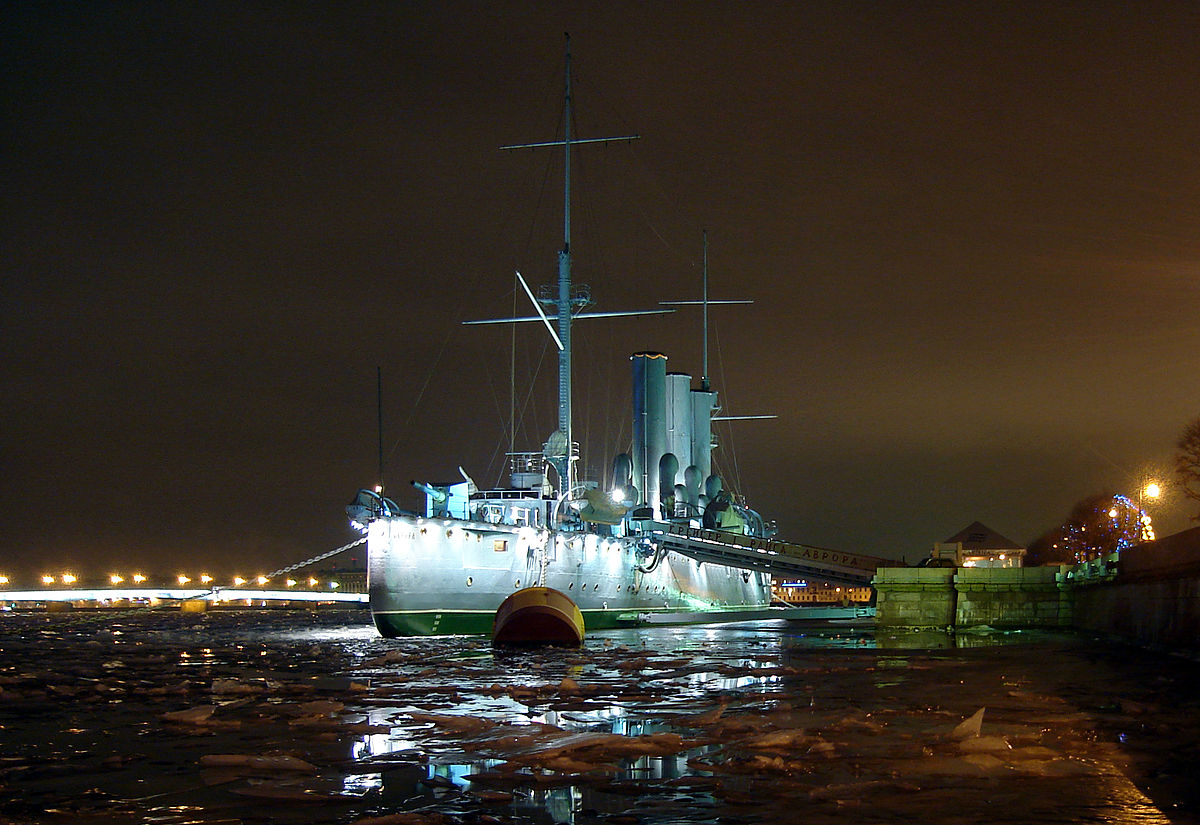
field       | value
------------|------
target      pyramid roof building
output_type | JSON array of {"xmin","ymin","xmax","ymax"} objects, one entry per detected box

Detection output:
[{"xmin": 937, "ymin": 521, "xmax": 1026, "ymax": 567}]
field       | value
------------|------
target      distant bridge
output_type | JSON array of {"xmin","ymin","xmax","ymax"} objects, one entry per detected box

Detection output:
[{"xmin": 0, "ymin": 587, "xmax": 367, "ymax": 605}]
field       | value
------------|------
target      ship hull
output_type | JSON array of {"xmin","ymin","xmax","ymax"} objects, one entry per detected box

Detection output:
[{"xmin": 367, "ymin": 513, "xmax": 772, "ymax": 637}]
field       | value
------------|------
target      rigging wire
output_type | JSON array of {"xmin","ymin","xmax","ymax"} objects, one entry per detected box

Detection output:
[{"xmin": 712, "ymin": 324, "xmax": 748, "ymax": 501}]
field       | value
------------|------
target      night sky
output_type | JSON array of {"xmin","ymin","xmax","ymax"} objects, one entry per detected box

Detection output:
[{"xmin": 3, "ymin": 3, "xmax": 1198, "ymax": 581}]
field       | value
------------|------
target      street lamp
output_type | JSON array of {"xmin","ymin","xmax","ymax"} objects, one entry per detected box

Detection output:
[{"xmin": 1137, "ymin": 480, "xmax": 1162, "ymax": 542}]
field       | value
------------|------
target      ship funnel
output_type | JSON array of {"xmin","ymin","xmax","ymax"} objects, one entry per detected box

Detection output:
[{"xmin": 631, "ymin": 352, "xmax": 667, "ymax": 517}]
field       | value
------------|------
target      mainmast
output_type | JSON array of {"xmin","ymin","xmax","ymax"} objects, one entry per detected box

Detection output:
[
  {"xmin": 495, "ymin": 34, "xmax": 640, "ymax": 496},
  {"xmin": 474, "ymin": 35, "xmax": 657, "ymax": 499},
  {"xmin": 555, "ymin": 36, "xmax": 575, "ymax": 495}
]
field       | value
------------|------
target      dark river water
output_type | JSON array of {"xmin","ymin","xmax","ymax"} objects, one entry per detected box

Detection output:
[{"xmin": 1, "ymin": 608, "xmax": 1197, "ymax": 824}]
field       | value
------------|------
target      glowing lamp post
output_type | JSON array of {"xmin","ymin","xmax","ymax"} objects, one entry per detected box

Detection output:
[{"xmin": 1137, "ymin": 480, "xmax": 1162, "ymax": 542}]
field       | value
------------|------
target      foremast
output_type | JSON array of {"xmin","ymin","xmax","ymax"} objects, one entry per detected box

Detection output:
[
  {"xmin": 500, "ymin": 34, "xmax": 639, "ymax": 497},
  {"xmin": 554, "ymin": 37, "xmax": 576, "ymax": 497}
]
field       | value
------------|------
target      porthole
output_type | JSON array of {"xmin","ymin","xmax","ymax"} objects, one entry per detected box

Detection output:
[
  {"xmin": 568, "ymin": 582, "xmax": 573, "ymax": 589},
  {"xmin": 466, "ymin": 577, "xmax": 473, "ymax": 587},
  {"xmin": 515, "ymin": 579, "xmax": 521, "ymax": 589}
]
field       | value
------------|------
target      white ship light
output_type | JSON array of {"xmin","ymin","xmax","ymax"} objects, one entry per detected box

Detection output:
[
  {"xmin": 330, "ymin": 581, "xmax": 340, "ymax": 589},
  {"xmin": 610, "ymin": 487, "xmax": 624, "ymax": 504}
]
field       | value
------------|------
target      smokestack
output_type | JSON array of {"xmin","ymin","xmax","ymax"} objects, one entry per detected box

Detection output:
[{"xmin": 631, "ymin": 352, "xmax": 667, "ymax": 517}]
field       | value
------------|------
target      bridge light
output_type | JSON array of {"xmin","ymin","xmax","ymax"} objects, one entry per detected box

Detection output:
[
  {"xmin": 200, "ymin": 574, "xmax": 213, "ymax": 584},
  {"xmin": 61, "ymin": 573, "xmax": 77, "ymax": 585},
  {"xmin": 285, "ymin": 579, "xmax": 297, "ymax": 587},
  {"xmin": 42, "ymin": 575, "xmax": 55, "ymax": 585},
  {"xmin": 177, "ymin": 575, "xmax": 191, "ymax": 585},
  {"xmin": 133, "ymin": 573, "xmax": 146, "ymax": 583},
  {"xmin": 329, "ymin": 581, "xmax": 340, "ymax": 589},
  {"xmin": 110, "ymin": 574, "xmax": 124, "ymax": 585},
  {"xmin": 308, "ymin": 577, "xmax": 318, "ymax": 587},
  {"xmin": 256, "ymin": 576, "xmax": 269, "ymax": 586},
  {"xmin": 0, "ymin": 575, "xmax": 9, "ymax": 585},
  {"xmin": 233, "ymin": 576, "xmax": 246, "ymax": 586}
]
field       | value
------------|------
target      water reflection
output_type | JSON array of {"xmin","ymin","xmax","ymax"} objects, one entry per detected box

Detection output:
[
  {"xmin": 334, "ymin": 622, "xmax": 1159, "ymax": 824},
  {"xmin": 0, "ymin": 610, "xmax": 1192, "ymax": 824}
]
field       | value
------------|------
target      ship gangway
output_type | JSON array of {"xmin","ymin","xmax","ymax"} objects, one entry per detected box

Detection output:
[{"xmin": 647, "ymin": 522, "xmax": 893, "ymax": 586}]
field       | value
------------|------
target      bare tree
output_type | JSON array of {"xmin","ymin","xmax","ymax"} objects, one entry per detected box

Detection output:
[{"xmin": 1176, "ymin": 416, "xmax": 1200, "ymax": 521}]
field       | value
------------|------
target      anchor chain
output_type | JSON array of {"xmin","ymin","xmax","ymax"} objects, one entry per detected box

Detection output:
[{"xmin": 265, "ymin": 536, "xmax": 367, "ymax": 580}]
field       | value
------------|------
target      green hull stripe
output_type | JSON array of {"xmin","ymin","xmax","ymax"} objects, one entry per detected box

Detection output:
[{"xmin": 371, "ymin": 606, "xmax": 761, "ymax": 637}]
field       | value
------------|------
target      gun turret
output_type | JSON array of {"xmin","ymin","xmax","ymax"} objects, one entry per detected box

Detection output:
[{"xmin": 411, "ymin": 480, "xmax": 448, "ymax": 503}]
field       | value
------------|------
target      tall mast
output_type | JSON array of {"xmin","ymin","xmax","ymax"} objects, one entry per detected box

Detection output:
[
  {"xmin": 556, "ymin": 34, "xmax": 574, "ymax": 495},
  {"xmin": 488, "ymin": 34, "xmax": 641, "ymax": 497}
]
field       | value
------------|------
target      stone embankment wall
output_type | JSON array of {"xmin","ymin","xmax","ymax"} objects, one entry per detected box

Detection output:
[
  {"xmin": 874, "ymin": 527, "xmax": 1200, "ymax": 655},
  {"xmin": 955, "ymin": 566, "xmax": 1072, "ymax": 628},
  {"xmin": 1072, "ymin": 526, "xmax": 1200, "ymax": 653},
  {"xmin": 872, "ymin": 568, "xmax": 956, "ymax": 628},
  {"xmin": 874, "ymin": 566, "xmax": 1069, "ymax": 629}
]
